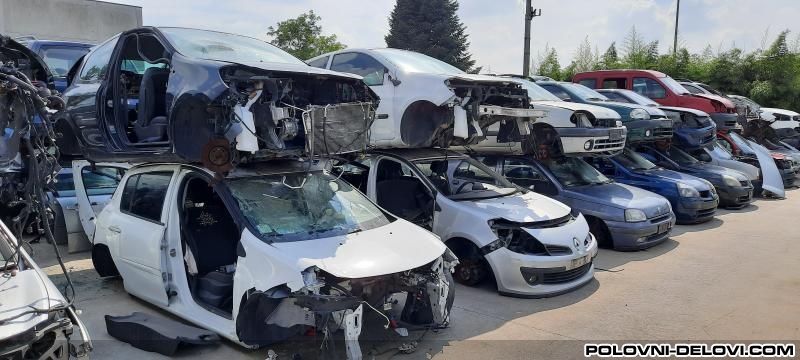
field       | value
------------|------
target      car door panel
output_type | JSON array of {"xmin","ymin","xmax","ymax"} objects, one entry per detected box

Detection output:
[{"xmin": 72, "ymin": 160, "xmax": 130, "ymax": 242}]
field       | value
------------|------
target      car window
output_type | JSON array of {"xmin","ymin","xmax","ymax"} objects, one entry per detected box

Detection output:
[
  {"xmin": 602, "ymin": 78, "xmax": 627, "ymax": 89},
  {"xmin": 54, "ymin": 172, "xmax": 76, "ymax": 198},
  {"xmin": 578, "ymin": 79, "xmax": 596, "ymax": 89},
  {"xmin": 79, "ymin": 37, "xmax": 117, "ymax": 83},
  {"xmin": 39, "ymin": 46, "xmax": 91, "ymax": 77},
  {"xmin": 540, "ymin": 84, "xmax": 572, "ymax": 101},
  {"xmin": 307, "ymin": 56, "xmax": 329, "ymax": 69},
  {"xmin": 601, "ymin": 91, "xmax": 630, "ymax": 103},
  {"xmin": 81, "ymin": 167, "xmax": 125, "ymax": 196},
  {"xmin": 681, "ymin": 83, "xmax": 704, "ymax": 94},
  {"xmin": 503, "ymin": 158, "xmax": 544, "ymax": 180},
  {"xmin": 453, "ymin": 160, "xmax": 496, "ymax": 183},
  {"xmin": 120, "ymin": 59, "xmax": 167, "ymax": 75},
  {"xmin": 633, "ymin": 77, "xmax": 667, "ymax": 99},
  {"xmin": 120, "ymin": 171, "xmax": 172, "ymax": 222},
  {"xmin": 331, "ymin": 52, "xmax": 385, "ymax": 86}
]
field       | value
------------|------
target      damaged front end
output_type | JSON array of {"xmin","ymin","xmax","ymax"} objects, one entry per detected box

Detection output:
[
  {"xmin": 235, "ymin": 256, "xmax": 456, "ymax": 359},
  {"xmin": 175, "ymin": 63, "xmax": 378, "ymax": 173},
  {"xmin": 403, "ymin": 76, "xmax": 544, "ymax": 148}
]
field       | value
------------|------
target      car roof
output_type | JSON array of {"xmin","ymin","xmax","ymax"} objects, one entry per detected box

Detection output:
[
  {"xmin": 371, "ymin": 148, "xmax": 465, "ymax": 161},
  {"xmin": 26, "ymin": 40, "xmax": 95, "ymax": 47},
  {"xmin": 575, "ymin": 69, "xmax": 667, "ymax": 77},
  {"xmin": 129, "ymin": 160, "xmax": 326, "ymax": 178}
]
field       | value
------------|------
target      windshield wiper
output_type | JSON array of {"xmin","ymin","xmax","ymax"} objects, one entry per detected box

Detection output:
[{"xmin": 586, "ymin": 97, "xmax": 605, "ymax": 101}]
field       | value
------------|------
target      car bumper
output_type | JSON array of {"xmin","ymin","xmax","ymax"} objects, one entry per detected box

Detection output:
[
  {"xmin": 484, "ymin": 240, "xmax": 599, "ymax": 298},
  {"xmin": 605, "ymin": 212, "xmax": 676, "ymax": 251},
  {"xmin": 556, "ymin": 127, "xmax": 627, "ymax": 155},
  {"xmin": 673, "ymin": 196, "xmax": 719, "ymax": 224},
  {"xmin": 710, "ymin": 113, "xmax": 741, "ymax": 131},
  {"xmin": 716, "ymin": 185, "xmax": 754, "ymax": 208},
  {"xmin": 625, "ymin": 119, "xmax": 674, "ymax": 143},
  {"xmin": 779, "ymin": 168, "xmax": 797, "ymax": 187}
]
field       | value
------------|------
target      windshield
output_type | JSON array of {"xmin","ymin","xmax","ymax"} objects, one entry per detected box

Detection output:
[
  {"xmin": 228, "ymin": 171, "xmax": 391, "ymax": 242},
  {"xmin": 710, "ymin": 144, "xmax": 733, "ymax": 160},
  {"xmin": 515, "ymin": 78, "xmax": 561, "ymax": 101},
  {"xmin": 615, "ymin": 149, "xmax": 658, "ymax": 171},
  {"xmin": 413, "ymin": 157, "xmax": 517, "ymax": 200},
  {"xmin": 664, "ymin": 146, "xmax": 699, "ymax": 165},
  {"xmin": 563, "ymin": 83, "xmax": 609, "ymax": 101},
  {"xmin": 159, "ymin": 27, "xmax": 305, "ymax": 65},
  {"xmin": 373, "ymin": 48, "xmax": 464, "ymax": 74},
  {"xmin": 542, "ymin": 157, "xmax": 611, "ymax": 187},
  {"xmin": 620, "ymin": 90, "xmax": 659, "ymax": 106},
  {"xmin": 728, "ymin": 132, "xmax": 757, "ymax": 154},
  {"xmin": 39, "ymin": 46, "xmax": 90, "ymax": 77},
  {"xmin": 660, "ymin": 76, "xmax": 691, "ymax": 95}
]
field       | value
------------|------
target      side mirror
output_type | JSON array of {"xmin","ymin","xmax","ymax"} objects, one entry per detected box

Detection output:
[{"xmin": 387, "ymin": 72, "xmax": 401, "ymax": 86}]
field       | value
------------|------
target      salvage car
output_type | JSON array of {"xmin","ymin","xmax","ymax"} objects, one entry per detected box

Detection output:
[
  {"xmin": 307, "ymin": 48, "xmax": 541, "ymax": 148},
  {"xmin": 638, "ymin": 144, "xmax": 754, "ymax": 209},
  {"xmin": 470, "ymin": 75, "xmax": 627, "ymax": 157},
  {"xmin": 597, "ymin": 88, "xmax": 717, "ymax": 150},
  {"xmin": 537, "ymin": 81, "xmax": 673, "ymax": 143},
  {"xmin": 586, "ymin": 149, "xmax": 719, "ymax": 224},
  {"xmin": 332, "ymin": 149, "xmax": 598, "ymax": 298},
  {"xmin": 688, "ymin": 142, "xmax": 762, "ymax": 195},
  {"xmin": 717, "ymin": 131, "xmax": 796, "ymax": 189},
  {"xmin": 472, "ymin": 155, "xmax": 674, "ymax": 251},
  {"xmin": 573, "ymin": 70, "xmax": 740, "ymax": 130},
  {"xmin": 84, "ymin": 160, "xmax": 455, "ymax": 357},
  {"xmin": 56, "ymin": 27, "xmax": 378, "ymax": 170}
]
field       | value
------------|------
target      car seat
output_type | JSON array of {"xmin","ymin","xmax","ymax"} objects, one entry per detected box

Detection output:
[
  {"xmin": 134, "ymin": 67, "xmax": 169, "ymax": 142},
  {"xmin": 375, "ymin": 161, "xmax": 430, "ymax": 223}
]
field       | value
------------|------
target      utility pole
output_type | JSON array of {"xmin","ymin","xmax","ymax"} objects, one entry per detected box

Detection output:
[
  {"xmin": 673, "ymin": 0, "xmax": 680, "ymax": 55},
  {"xmin": 522, "ymin": 0, "xmax": 542, "ymax": 77}
]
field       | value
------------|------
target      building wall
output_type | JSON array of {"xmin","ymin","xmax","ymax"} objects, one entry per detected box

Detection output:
[{"xmin": 0, "ymin": 0, "xmax": 142, "ymax": 44}]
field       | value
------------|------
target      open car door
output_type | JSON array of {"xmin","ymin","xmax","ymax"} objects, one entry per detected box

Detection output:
[{"xmin": 72, "ymin": 160, "xmax": 131, "ymax": 242}]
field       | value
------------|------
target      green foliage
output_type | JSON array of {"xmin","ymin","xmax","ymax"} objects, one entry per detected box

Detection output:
[
  {"xmin": 537, "ymin": 47, "xmax": 562, "ymax": 80},
  {"xmin": 385, "ymin": 0, "xmax": 477, "ymax": 72},
  {"xmin": 576, "ymin": 28, "xmax": 800, "ymax": 111},
  {"xmin": 267, "ymin": 10, "xmax": 345, "ymax": 60}
]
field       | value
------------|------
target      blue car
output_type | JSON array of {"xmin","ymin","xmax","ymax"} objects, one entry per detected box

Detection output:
[
  {"xmin": 597, "ymin": 88, "xmax": 717, "ymax": 150},
  {"xmin": 585, "ymin": 149, "xmax": 719, "ymax": 224},
  {"xmin": 537, "ymin": 81, "xmax": 673, "ymax": 143},
  {"xmin": 474, "ymin": 155, "xmax": 675, "ymax": 251},
  {"xmin": 23, "ymin": 40, "xmax": 94, "ymax": 92}
]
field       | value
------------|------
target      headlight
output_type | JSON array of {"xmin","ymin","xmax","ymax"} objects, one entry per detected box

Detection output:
[
  {"xmin": 624, "ymin": 209, "xmax": 647, "ymax": 222},
  {"xmin": 630, "ymin": 108, "xmax": 650, "ymax": 120},
  {"xmin": 721, "ymin": 174, "xmax": 740, "ymax": 187},
  {"xmin": 677, "ymin": 182, "xmax": 700, "ymax": 198},
  {"xmin": 615, "ymin": 120, "xmax": 623, "ymax": 127}
]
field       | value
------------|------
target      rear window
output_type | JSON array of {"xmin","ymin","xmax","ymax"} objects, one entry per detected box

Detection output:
[
  {"xmin": 120, "ymin": 172, "xmax": 172, "ymax": 222},
  {"xmin": 578, "ymin": 79, "xmax": 596, "ymax": 89},
  {"xmin": 307, "ymin": 56, "xmax": 329, "ymax": 68}
]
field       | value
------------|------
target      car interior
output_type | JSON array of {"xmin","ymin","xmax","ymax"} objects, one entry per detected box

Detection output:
[
  {"xmin": 114, "ymin": 33, "xmax": 170, "ymax": 145},
  {"xmin": 373, "ymin": 159, "xmax": 434, "ymax": 228},
  {"xmin": 180, "ymin": 176, "xmax": 239, "ymax": 315}
]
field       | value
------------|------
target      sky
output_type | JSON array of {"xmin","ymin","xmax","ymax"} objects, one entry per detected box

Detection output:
[{"xmin": 111, "ymin": 0, "xmax": 799, "ymax": 73}]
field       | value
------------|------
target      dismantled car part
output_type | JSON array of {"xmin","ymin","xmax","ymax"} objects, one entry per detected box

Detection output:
[{"xmin": 105, "ymin": 312, "xmax": 219, "ymax": 356}]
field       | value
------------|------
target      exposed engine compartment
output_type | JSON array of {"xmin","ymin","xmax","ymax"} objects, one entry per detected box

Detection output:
[{"xmin": 197, "ymin": 66, "xmax": 377, "ymax": 172}]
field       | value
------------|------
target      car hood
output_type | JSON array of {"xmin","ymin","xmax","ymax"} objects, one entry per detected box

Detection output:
[
  {"xmin": 760, "ymin": 107, "xmax": 799, "ymax": 117},
  {"xmin": 462, "ymin": 191, "xmax": 572, "ymax": 222},
  {"xmin": 659, "ymin": 106, "xmax": 710, "ymax": 117},
  {"xmin": 571, "ymin": 183, "xmax": 671, "ymax": 217},
  {"xmin": 634, "ymin": 168, "xmax": 712, "ymax": 190},
  {"xmin": 272, "ymin": 220, "xmax": 445, "ymax": 279},
  {"xmin": 691, "ymin": 93, "xmax": 736, "ymax": 109},
  {"xmin": 681, "ymin": 163, "xmax": 749, "ymax": 181},
  {"xmin": 532, "ymin": 100, "xmax": 621, "ymax": 119},
  {"xmin": 0, "ymin": 269, "xmax": 67, "ymax": 341}
]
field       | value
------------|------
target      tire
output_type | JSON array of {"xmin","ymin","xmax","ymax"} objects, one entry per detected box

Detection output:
[
  {"xmin": 587, "ymin": 216, "xmax": 613, "ymax": 249},
  {"xmin": 453, "ymin": 256, "xmax": 488, "ymax": 286},
  {"xmin": 92, "ymin": 244, "xmax": 120, "ymax": 277}
]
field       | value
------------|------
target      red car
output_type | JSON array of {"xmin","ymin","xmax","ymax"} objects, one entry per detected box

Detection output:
[{"xmin": 573, "ymin": 70, "xmax": 739, "ymax": 130}]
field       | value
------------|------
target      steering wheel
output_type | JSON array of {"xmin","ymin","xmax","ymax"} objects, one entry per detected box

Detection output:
[{"xmin": 455, "ymin": 181, "xmax": 476, "ymax": 194}]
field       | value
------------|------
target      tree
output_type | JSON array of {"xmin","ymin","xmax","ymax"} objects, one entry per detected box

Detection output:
[
  {"xmin": 599, "ymin": 42, "xmax": 620, "ymax": 69},
  {"xmin": 622, "ymin": 26, "xmax": 649, "ymax": 68},
  {"xmin": 267, "ymin": 10, "xmax": 345, "ymax": 60},
  {"xmin": 570, "ymin": 36, "xmax": 597, "ymax": 74},
  {"xmin": 537, "ymin": 47, "xmax": 562, "ymax": 80},
  {"xmin": 385, "ymin": 0, "xmax": 477, "ymax": 72}
]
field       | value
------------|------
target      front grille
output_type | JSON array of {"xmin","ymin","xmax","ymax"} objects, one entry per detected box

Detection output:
[
  {"xmin": 650, "ymin": 214, "xmax": 671, "ymax": 224},
  {"xmin": 697, "ymin": 207, "xmax": 716, "ymax": 217},
  {"xmin": 521, "ymin": 214, "xmax": 575, "ymax": 229},
  {"xmin": 541, "ymin": 262, "xmax": 593, "ymax": 284},
  {"xmin": 593, "ymin": 118, "xmax": 618, "ymax": 127},
  {"xmin": 653, "ymin": 127, "xmax": 673, "ymax": 137},
  {"xmin": 593, "ymin": 138, "xmax": 625, "ymax": 150},
  {"xmin": 737, "ymin": 194, "xmax": 751, "ymax": 203},
  {"xmin": 544, "ymin": 244, "xmax": 573, "ymax": 256}
]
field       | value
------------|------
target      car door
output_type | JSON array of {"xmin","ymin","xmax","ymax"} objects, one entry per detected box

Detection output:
[
  {"xmin": 72, "ymin": 160, "xmax": 130, "ymax": 242},
  {"xmin": 367, "ymin": 156, "xmax": 437, "ymax": 230},
  {"xmin": 329, "ymin": 52, "xmax": 395, "ymax": 141},
  {"xmin": 106, "ymin": 168, "xmax": 175, "ymax": 306}
]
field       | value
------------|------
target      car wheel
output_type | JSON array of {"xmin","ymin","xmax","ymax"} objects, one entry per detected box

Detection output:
[
  {"xmin": 92, "ymin": 244, "xmax": 120, "ymax": 277},
  {"xmin": 587, "ymin": 216, "xmax": 613, "ymax": 249}
]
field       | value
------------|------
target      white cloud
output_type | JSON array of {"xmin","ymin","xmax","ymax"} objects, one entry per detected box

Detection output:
[{"xmin": 111, "ymin": 0, "xmax": 798, "ymax": 73}]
